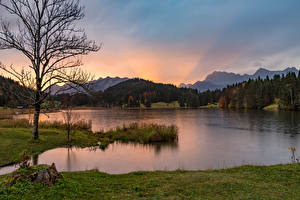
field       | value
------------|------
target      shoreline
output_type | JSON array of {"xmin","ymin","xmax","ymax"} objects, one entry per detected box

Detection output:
[
  {"xmin": 0, "ymin": 160, "xmax": 296, "ymax": 176},
  {"xmin": 1, "ymin": 163, "xmax": 300, "ymax": 199}
]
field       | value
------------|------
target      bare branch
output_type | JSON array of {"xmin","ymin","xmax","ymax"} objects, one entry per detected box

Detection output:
[{"xmin": 0, "ymin": 0, "xmax": 100, "ymax": 139}]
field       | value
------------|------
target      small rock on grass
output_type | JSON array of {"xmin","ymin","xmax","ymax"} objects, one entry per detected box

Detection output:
[{"xmin": 6, "ymin": 163, "xmax": 62, "ymax": 187}]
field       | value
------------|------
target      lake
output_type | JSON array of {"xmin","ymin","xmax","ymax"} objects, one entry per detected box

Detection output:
[{"xmin": 1, "ymin": 109, "xmax": 300, "ymax": 175}]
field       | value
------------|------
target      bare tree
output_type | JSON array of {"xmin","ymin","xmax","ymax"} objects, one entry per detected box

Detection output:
[
  {"xmin": 0, "ymin": 0, "xmax": 100, "ymax": 139},
  {"xmin": 62, "ymin": 107, "xmax": 77, "ymax": 141}
]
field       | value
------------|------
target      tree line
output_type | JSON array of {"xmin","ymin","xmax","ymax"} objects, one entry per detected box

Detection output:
[
  {"xmin": 51, "ymin": 79, "xmax": 203, "ymax": 108},
  {"xmin": 52, "ymin": 72, "xmax": 300, "ymax": 110},
  {"xmin": 1, "ymin": 72, "xmax": 300, "ymax": 110},
  {"xmin": 0, "ymin": 76, "xmax": 31, "ymax": 107},
  {"xmin": 217, "ymin": 72, "xmax": 300, "ymax": 110}
]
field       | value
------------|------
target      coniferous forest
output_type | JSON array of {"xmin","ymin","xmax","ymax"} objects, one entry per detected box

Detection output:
[
  {"xmin": 0, "ymin": 76, "xmax": 31, "ymax": 107},
  {"xmin": 52, "ymin": 72, "xmax": 300, "ymax": 110},
  {"xmin": 217, "ymin": 72, "xmax": 300, "ymax": 110},
  {"xmin": 1, "ymin": 72, "xmax": 300, "ymax": 110}
]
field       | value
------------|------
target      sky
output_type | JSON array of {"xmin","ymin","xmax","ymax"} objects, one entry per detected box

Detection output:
[{"xmin": 1, "ymin": 0, "xmax": 300, "ymax": 85}]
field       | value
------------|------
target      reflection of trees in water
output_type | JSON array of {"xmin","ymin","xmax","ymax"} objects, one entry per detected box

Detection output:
[
  {"xmin": 245, "ymin": 110, "xmax": 300, "ymax": 135},
  {"xmin": 211, "ymin": 110, "xmax": 300, "ymax": 135},
  {"xmin": 66, "ymin": 148, "xmax": 78, "ymax": 171},
  {"xmin": 98, "ymin": 140, "xmax": 178, "ymax": 155},
  {"xmin": 246, "ymin": 110, "xmax": 274, "ymax": 133},
  {"xmin": 280, "ymin": 111, "xmax": 300, "ymax": 135},
  {"xmin": 130, "ymin": 142, "xmax": 178, "ymax": 155},
  {"xmin": 151, "ymin": 142, "xmax": 178, "ymax": 155}
]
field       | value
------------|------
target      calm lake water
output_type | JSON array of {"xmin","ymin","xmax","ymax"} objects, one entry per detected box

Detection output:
[{"xmin": 1, "ymin": 109, "xmax": 300, "ymax": 175}]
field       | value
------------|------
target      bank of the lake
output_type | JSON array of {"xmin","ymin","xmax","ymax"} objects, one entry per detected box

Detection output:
[
  {"xmin": 0, "ymin": 121, "xmax": 178, "ymax": 167},
  {"xmin": 1, "ymin": 163, "xmax": 300, "ymax": 199},
  {"xmin": 0, "ymin": 128, "xmax": 99, "ymax": 167}
]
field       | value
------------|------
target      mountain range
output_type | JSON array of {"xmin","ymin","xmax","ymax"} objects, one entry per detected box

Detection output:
[
  {"xmin": 52, "ymin": 67, "xmax": 299, "ymax": 94},
  {"xmin": 50, "ymin": 77, "xmax": 129, "ymax": 94},
  {"xmin": 179, "ymin": 67, "xmax": 299, "ymax": 92}
]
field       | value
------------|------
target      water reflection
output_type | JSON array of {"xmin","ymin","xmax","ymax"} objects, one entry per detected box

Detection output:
[
  {"xmin": 0, "ymin": 141, "xmax": 179, "ymax": 175},
  {"xmin": 2, "ymin": 109, "xmax": 300, "ymax": 174},
  {"xmin": 37, "ymin": 142, "xmax": 179, "ymax": 174}
]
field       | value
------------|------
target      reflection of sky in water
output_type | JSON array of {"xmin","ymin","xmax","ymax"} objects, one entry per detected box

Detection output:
[{"xmin": 2, "ymin": 109, "xmax": 299, "ymax": 175}]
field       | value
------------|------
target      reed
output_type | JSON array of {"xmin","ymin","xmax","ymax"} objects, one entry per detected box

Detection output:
[
  {"xmin": 0, "ymin": 119, "xmax": 92, "ymax": 132},
  {"xmin": 96, "ymin": 123, "xmax": 178, "ymax": 146}
]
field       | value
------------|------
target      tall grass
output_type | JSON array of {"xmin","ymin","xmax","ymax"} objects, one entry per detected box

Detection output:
[
  {"xmin": 0, "ymin": 118, "xmax": 92, "ymax": 131},
  {"xmin": 96, "ymin": 123, "xmax": 178, "ymax": 144},
  {"xmin": 0, "ymin": 119, "xmax": 31, "ymax": 128}
]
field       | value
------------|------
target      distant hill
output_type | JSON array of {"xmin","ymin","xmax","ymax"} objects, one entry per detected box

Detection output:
[
  {"xmin": 180, "ymin": 67, "xmax": 299, "ymax": 92},
  {"xmin": 50, "ymin": 76, "xmax": 128, "ymax": 94},
  {"xmin": 0, "ymin": 75, "xmax": 30, "ymax": 107},
  {"xmin": 102, "ymin": 78, "xmax": 201, "ymax": 107}
]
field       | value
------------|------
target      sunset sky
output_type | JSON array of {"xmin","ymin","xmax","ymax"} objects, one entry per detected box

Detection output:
[{"xmin": 1, "ymin": 0, "xmax": 300, "ymax": 85}]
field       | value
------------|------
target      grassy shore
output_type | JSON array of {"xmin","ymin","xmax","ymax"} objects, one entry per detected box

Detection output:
[
  {"xmin": 1, "ymin": 164, "xmax": 300, "ymax": 199},
  {"xmin": 1, "ymin": 120, "xmax": 299, "ymax": 199},
  {"xmin": 263, "ymin": 104, "xmax": 279, "ymax": 111},
  {"xmin": 0, "ymin": 120, "xmax": 178, "ymax": 166},
  {"xmin": 199, "ymin": 103, "xmax": 219, "ymax": 109},
  {"xmin": 151, "ymin": 101, "xmax": 180, "ymax": 109},
  {"xmin": 0, "ymin": 128, "xmax": 99, "ymax": 167}
]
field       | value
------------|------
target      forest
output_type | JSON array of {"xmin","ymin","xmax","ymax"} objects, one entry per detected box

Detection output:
[
  {"xmin": 217, "ymin": 72, "xmax": 300, "ymax": 110},
  {"xmin": 1, "ymin": 72, "xmax": 300, "ymax": 110},
  {"xmin": 0, "ymin": 76, "xmax": 31, "ymax": 107},
  {"xmin": 51, "ymin": 78, "xmax": 202, "ymax": 108},
  {"xmin": 51, "ymin": 72, "xmax": 300, "ymax": 110}
]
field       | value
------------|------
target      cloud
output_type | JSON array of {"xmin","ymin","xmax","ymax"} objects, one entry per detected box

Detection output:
[{"xmin": 1, "ymin": 0, "xmax": 300, "ymax": 84}]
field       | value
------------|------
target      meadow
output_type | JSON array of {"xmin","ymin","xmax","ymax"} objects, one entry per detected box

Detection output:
[{"xmin": 1, "ymin": 164, "xmax": 300, "ymax": 199}]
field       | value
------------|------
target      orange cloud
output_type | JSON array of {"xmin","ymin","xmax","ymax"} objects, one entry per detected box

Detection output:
[{"xmin": 82, "ymin": 44, "xmax": 202, "ymax": 85}]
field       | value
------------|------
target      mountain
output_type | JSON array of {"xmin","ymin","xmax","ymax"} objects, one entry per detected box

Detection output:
[
  {"xmin": 51, "ymin": 76, "xmax": 128, "ymax": 94},
  {"xmin": 180, "ymin": 67, "xmax": 299, "ymax": 92},
  {"xmin": 89, "ymin": 77, "xmax": 129, "ymax": 91}
]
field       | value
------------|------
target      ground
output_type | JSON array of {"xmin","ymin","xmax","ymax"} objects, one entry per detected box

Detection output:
[{"xmin": 0, "ymin": 164, "xmax": 300, "ymax": 199}]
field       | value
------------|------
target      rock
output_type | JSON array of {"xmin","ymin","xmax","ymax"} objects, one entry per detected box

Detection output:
[
  {"xmin": 5, "ymin": 163, "xmax": 62, "ymax": 187},
  {"xmin": 28, "ymin": 163, "xmax": 62, "ymax": 186}
]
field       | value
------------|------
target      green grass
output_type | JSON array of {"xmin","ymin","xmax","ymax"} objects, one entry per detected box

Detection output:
[
  {"xmin": 1, "ymin": 164, "xmax": 300, "ymax": 199},
  {"xmin": 263, "ymin": 104, "xmax": 279, "ymax": 111},
  {"xmin": 96, "ymin": 123, "xmax": 178, "ymax": 149},
  {"xmin": 0, "ymin": 119, "xmax": 92, "ymax": 131},
  {"xmin": 139, "ymin": 103, "xmax": 146, "ymax": 108},
  {"xmin": 200, "ymin": 103, "xmax": 219, "ymax": 109},
  {"xmin": 151, "ymin": 101, "xmax": 180, "ymax": 108},
  {"xmin": 0, "ymin": 128, "xmax": 99, "ymax": 167}
]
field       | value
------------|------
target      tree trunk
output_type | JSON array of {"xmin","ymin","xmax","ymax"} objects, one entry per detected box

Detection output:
[
  {"xmin": 32, "ymin": 104, "xmax": 40, "ymax": 140},
  {"xmin": 67, "ymin": 129, "xmax": 70, "ymax": 141}
]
